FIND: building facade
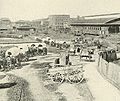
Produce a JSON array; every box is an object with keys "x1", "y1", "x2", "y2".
[
  {"x1": 70, "y1": 17, "x2": 120, "y2": 36},
  {"x1": 0, "y1": 18, "x2": 12, "y2": 34},
  {"x1": 48, "y1": 15, "x2": 70, "y2": 31}
]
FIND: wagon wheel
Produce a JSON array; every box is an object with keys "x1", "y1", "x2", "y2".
[
  {"x1": 79, "y1": 76, "x2": 84, "y2": 83},
  {"x1": 68, "y1": 74, "x2": 82, "y2": 83},
  {"x1": 53, "y1": 73, "x2": 64, "y2": 83},
  {"x1": 67, "y1": 75, "x2": 75, "y2": 83},
  {"x1": 77, "y1": 74, "x2": 84, "y2": 83}
]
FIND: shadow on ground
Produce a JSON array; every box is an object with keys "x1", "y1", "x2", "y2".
[{"x1": 0, "y1": 82, "x2": 17, "y2": 89}]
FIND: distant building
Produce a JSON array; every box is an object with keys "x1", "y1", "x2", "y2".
[
  {"x1": 48, "y1": 15, "x2": 70, "y2": 31},
  {"x1": 16, "y1": 25, "x2": 35, "y2": 31},
  {"x1": 0, "y1": 18, "x2": 11, "y2": 25},
  {"x1": 0, "y1": 18, "x2": 12, "y2": 33},
  {"x1": 83, "y1": 13, "x2": 120, "y2": 19},
  {"x1": 15, "y1": 20, "x2": 31, "y2": 27},
  {"x1": 14, "y1": 20, "x2": 35, "y2": 34},
  {"x1": 31, "y1": 20, "x2": 41, "y2": 31},
  {"x1": 31, "y1": 18, "x2": 49, "y2": 32},
  {"x1": 70, "y1": 17, "x2": 120, "y2": 36},
  {"x1": 40, "y1": 19, "x2": 49, "y2": 26}
]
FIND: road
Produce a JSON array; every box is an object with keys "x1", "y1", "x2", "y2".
[
  {"x1": 69, "y1": 54, "x2": 120, "y2": 101},
  {"x1": 1, "y1": 52, "x2": 120, "y2": 101},
  {"x1": 7, "y1": 53, "x2": 92, "y2": 101},
  {"x1": 84, "y1": 61, "x2": 120, "y2": 101},
  {"x1": 0, "y1": 89, "x2": 8, "y2": 101}
]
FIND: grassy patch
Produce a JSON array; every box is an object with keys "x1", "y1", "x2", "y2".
[{"x1": 7, "y1": 74, "x2": 34, "y2": 101}]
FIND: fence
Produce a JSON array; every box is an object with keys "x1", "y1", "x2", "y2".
[{"x1": 97, "y1": 55, "x2": 120, "y2": 89}]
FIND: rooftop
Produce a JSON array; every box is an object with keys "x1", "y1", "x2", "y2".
[
  {"x1": 49, "y1": 15, "x2": 70, "y2": 17},
  {"x1": 70, "y1": 17, "x2": 120, "y2": 25}
]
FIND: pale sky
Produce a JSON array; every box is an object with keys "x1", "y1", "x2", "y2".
[{"x1": 0, "y1": 0, "x2": 120, "y2": 21}]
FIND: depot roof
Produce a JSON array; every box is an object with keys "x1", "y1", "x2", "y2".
[{"x1": 70, "y1": 17, "x2": 120, "y2": 26}]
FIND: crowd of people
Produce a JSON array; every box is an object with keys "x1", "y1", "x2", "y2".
[{"x1": 99, "y1": 49, "x2": 117, "y2": 62}]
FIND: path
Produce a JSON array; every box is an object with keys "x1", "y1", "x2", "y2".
[
  {"x1": 7, "y1": 52, "x2": 120, "y2": 101},
  {"x1": 37, "y1": 53, "x2": 84, "y2": 101},
  {"x1": 58, "y1": 83, "x2": 84, "y2": 101},
  {"x1": 8, "y1": 60, "x2": 57, "y2": 101},
  {"x1": 0, "y1": 89, "x2": 8, "y2": 101},
  {"x1": 8, "y1": 53, "x2": 59, "y2": 101},
  {"x1": 84, "y1": 61, "x2": 120, "y2": 101},
  {"x1": 7, "y1": 53, "x2": 88, "y2": 101}
]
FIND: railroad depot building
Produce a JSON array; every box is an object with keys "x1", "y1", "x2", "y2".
[{"x1": 70, "y1": 17, "x2": 120, "y2": 35}]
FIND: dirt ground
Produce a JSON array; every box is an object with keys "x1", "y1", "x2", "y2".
[
  {"x1": 5, "y1": 53, "x2": 93, "y2": 101},
  {"x1": 0, "y1": 36, "x2": 37, "y2": 44}
]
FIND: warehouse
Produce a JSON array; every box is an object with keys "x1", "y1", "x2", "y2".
[{"x1": 70, "y1": 17, "x2": 120, "y2": 35}]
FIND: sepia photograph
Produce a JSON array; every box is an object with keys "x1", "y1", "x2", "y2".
[{"x1": 0, "y1": 0, "x2": 120, "y2": 101}]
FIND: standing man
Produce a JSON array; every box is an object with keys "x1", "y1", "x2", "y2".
[{"x1": 66, "y1": 54, "x2": 70, "y2": 65}]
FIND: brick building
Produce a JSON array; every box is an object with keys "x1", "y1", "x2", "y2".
[{"x1": 48, "y1": 15, "x2": 70, "y2": 31}]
